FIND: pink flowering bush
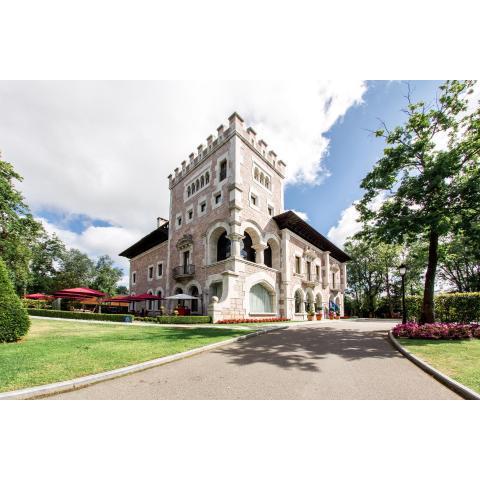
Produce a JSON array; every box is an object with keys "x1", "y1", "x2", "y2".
[
  {"x1": 392, "y1": 322, "x2": 480, "y2": 340},
  {"x1": 217, "y1": 317, "x2": 290, "y2": 324}
]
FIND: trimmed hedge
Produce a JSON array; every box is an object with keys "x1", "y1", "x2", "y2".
[
  {"x1": 0, "y1": 258, "x2": 30, "y2": 342},
  {"x1": 405, "y1": 292, "x2": 480, "y2": 323},
  {"x1": 21, "y1": 298, "x2": 52, "y2": 309},
  {"x1": 28, "y1": 309, "x2": 133, "y2": 322},
  {"x1": 138, "y1": 316, "x2": 211, "y2": 324}
]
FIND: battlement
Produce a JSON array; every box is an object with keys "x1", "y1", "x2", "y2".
[{"x1": 168, "y1": 112, "x2": 287, "y2": 187}]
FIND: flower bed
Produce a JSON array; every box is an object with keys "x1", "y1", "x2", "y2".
[
  {"x1": 392, "y1": 322, "x2": 480, "y2": 340},
  {"x1": 138, "y1": 316, "x2": 211, "y2": 324},
  {"x1": 217, "y1": 317, "x2": 290, "y2": 324}
]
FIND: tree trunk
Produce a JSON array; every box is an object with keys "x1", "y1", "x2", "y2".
[
  {"x1": 385, "y1": 267, "x2": 393, "y2": 318},
  {"x1": 420, "y1": 230, "x2": 439, "y2": 324}
]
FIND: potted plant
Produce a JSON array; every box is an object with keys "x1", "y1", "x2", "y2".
[
  {"x1": 329, "y1": 309, "x2": 335, "y2": 320},
  {"x1": 316, "y1": 310, "x2": 323, "y2": 321},
  {"x1": 307, "y1": 307, "x2": 315, "y2": 321}
]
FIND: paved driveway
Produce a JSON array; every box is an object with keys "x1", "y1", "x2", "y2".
[{"x1": 48, "y1": 320, "x2": 460, "y2": 400}]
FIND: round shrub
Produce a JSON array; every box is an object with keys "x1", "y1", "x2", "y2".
[{"x1": 0, "y1": 258, "x2": 30, "y2": 342}]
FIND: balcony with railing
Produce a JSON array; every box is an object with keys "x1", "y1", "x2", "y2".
[{"x1": 173, "y1": 264, "x2": 195, "y2": 279}]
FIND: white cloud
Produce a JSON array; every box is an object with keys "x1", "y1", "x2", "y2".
[
  {"x1": 327, "y1": 203, "x2": 361, "y2": 248},
  {"x1": 37, "y1": 217, "x2": 140, "y2": 285},
  {"x1": 291, "y1": 209, "x2": 309, "y2": 221},
  {"x1": 327, "y1": 194, "x2": 385, "y2": 248},
  {"x1": 1, "y1": 81, "x2": 366, "y2": 236}
]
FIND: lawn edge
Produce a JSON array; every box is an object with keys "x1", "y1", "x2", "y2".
[
  {"x1": 0, "y1": 325, "x2": 287, "y2": 400},
  {"x1": 388, "y1": 331, "x2": 480, "y2": 400}
]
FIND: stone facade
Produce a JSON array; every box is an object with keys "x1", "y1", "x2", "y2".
[{"x1": 121, "y1": 113, "x2": 349, "y2": 321}]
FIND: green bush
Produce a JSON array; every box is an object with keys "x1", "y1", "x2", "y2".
[
  {"x1": 405, "y1": 292, "x2": 480, "y2": 323},
  {"x1": 21, "y1": 298, "x2": 52, "y2": 309},
  {"x1": 27, "y1": 309, "x2": 133, "y2": 323},
  {"x1": 138, "y1": 316, "x2": 212, "y2": 324},
  {"x1": 0, "y1": 258, "x2": 30, "y2": 342}
]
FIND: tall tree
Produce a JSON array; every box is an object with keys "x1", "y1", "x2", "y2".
[
  {"x1": 438, "y1": 234, "x2": 480, "y2": 292},
  {"x1": 0, "y1": 153, "x2": 43, "y2": 293},
  {"x1": 90, "y1": 255, "x2": 123, "y2": 296},
  {"x1": 53, "y1": 248, "x2": 95, "y2": 291},
  {"x1": 344, "y1": 238, "x2": 397, "y2": 316},
  {"x1": 28, "y1": 232, "x2": 66, "y2": 293},
  {"x1": 357, "y1": 81, "x2": 480, "y2": 323}
]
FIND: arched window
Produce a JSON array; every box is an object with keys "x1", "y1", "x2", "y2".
[
  {"x1": 260, "y1": 172, "x2": 265, "y2": 185},
  {"x1": 187, "y1": 186, "x2": 191, "y2": 197},
  {"x1": 264, "y1": 244, "x2": 272, "y2": 268},
  {"x1": 254, "y1": 168, "x2": 259, "y2": 180},
  {"x1": 196, "y1": 179, "x2": 200, "y2": 191},
  {"x1": 265, "y1": 178, "x2": 270, "y2": 189},
  {"x1": 294, "y1": 290, "x2": 304, "y2": 314},
  {"x1": 249, "y1": 283, "x2": 273, "y2": 313},
  {"x1": 217, "y1": 232, "x2": 231, "y2": 261},
  {"x1": 191, "y1": 183, "x2": 195, "y2": 193},
  {"x1": 200, "y1": 176, "x2": 205, "y2": 188},
  {"x1": 205, "y1": 172, "x2": 210, "y2": 184},
  {"x1": 241, "y1": 232, "x2": 256, "y2": 263}
]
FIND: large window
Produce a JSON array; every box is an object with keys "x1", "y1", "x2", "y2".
[
  {"x1": 217, "y1": 232, "x2": 231, "y2": 261},
  {"x1": 249, "y1": 284, "x2": 273, "y2": 313},
  {"x1": 241, "y1": 232, "x2": 256, "y2": 262}
]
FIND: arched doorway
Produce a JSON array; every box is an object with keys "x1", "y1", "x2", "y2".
[
  {"x1": 264, "y1": 244, "x2": 272, "y2": 268},
  {"x1": 294, "y1": 289, "x2": 304, "y2": 314},
  {"x1": 217, "y1": 231, "x2": 231, "y2": 261},
  {"x1": 189, "y1": 285, "x2": 199, "y2": 314},
  {"x1": 241, "y1": 232, "x2": 256, "y2": 262},
  {"x1": 306, "y1": 290, "x2": 314, "y2": 313},
  {"x1": 175, "y1": 287, "x2": 184, "y2": 307}
]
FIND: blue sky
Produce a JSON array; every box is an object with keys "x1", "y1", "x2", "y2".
[
  {"x1": 286, "y1": 80, "x2": 443, "y2": 237},
  {"x1": 0, "y1": 80, "x2": 445, "y2": 284}
]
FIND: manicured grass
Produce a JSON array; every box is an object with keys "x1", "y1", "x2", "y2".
[
  {"x1": 0, "y1": 318, "x2": 250, "y2": 393},
  {"x1": 398, "y1": 338, "x2": 480, "y2": 394}
]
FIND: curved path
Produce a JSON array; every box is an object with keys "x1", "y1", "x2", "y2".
[{"x1": 49, "y1": 320, "x2": 460, "y2": 400}]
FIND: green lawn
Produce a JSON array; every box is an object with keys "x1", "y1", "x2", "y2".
[
  {"x1": 398, "y1": 338, "x2": 480, "y2": 394},
  {"x1": 0, "y1": 318, "x2": 250, "y2": 393}
]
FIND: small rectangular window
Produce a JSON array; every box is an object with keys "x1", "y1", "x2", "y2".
[
  {"x1": 188, "y1": 210, "x2": 193, "y2": 220},
  {"x1": 157, "y1": 263, "x2": 163, "y2": 277},
  {"x1": 132, "y1": 272, "x2": 136, "y2": 284},
  {"x1": 215, "y1": 193, "x2": 221, "y2": 204},
  {"x1": 268, "y1": 206, "x2": 274, "y2": 216},
  {"x1": 201, "y1": 202, "x2": 206, "y2": 212},
  {"x1": 295, "y1": 256, "x2": 301, "y2": 274},
  {"x1": 219, "y1": 160, "x2": 227, "y2": 181},
  {"x1": 250, "y1": 194, "x2": 257, "y2": 206},
  {"x1": 148, "y1": 266, "x2": 154, "y2": 279},
  {"x1": 177, "y1": 216, "x2": 182, "y2": 226}
]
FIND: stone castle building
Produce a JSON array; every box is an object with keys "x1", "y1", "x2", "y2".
[{"x1": 120, "y1": 113, "x2": 350, "y2": 321}]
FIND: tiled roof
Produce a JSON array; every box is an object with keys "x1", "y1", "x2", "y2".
[
  {"x1": 274, "y1": 211, "x2": 351, "y2": 262},
  {"x1": 119, "y1": 222, "x2": 169, "y2": 259}
]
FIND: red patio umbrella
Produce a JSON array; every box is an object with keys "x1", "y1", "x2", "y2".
[
  {"x1": 24, "y1": 293, "x2": 53, "y2": 300},
  {"x1": 52, "y1": 287, "x2": 106, "y2": 298}
]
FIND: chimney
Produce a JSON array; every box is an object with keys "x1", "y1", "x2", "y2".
[{"x1": 157, "y1": 217, "x2": 168, "y2": 228}]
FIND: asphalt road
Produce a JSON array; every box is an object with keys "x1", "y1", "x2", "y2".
[{"x1": 48, "y1": 320, "x2": 460, "y2": 400}]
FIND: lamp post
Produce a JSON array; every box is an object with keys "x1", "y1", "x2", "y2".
[{"x1": 398, "y1": 263, "x2": 407, "y2": 325}]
